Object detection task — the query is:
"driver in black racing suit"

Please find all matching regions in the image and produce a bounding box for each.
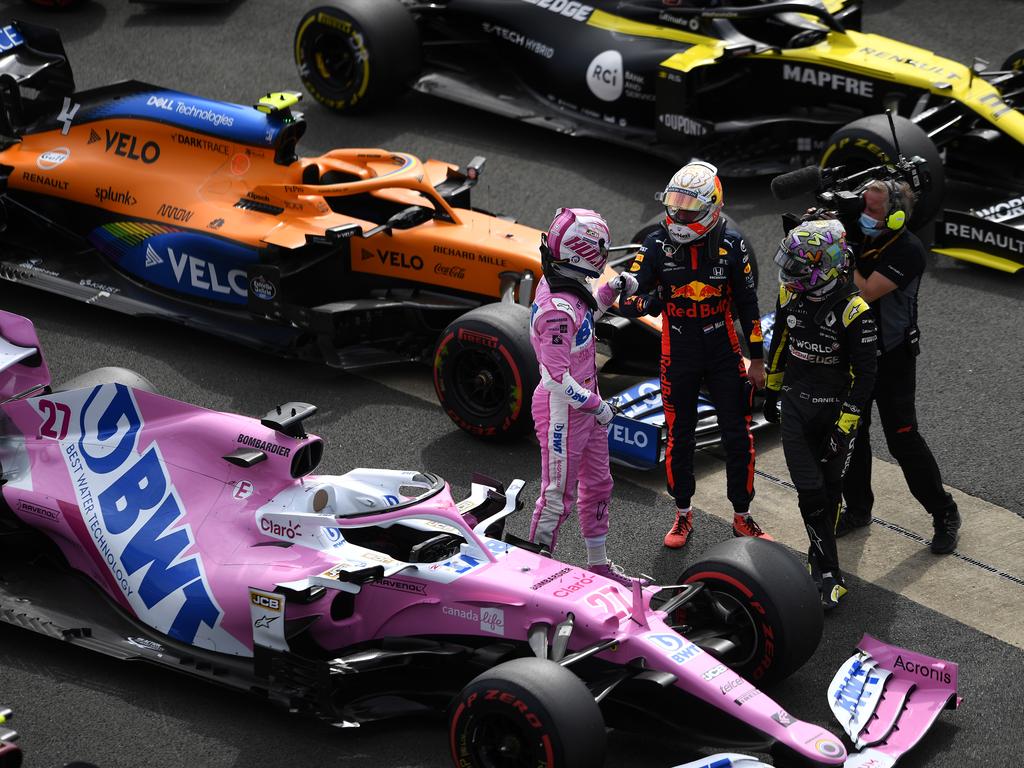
[763,219,877,610]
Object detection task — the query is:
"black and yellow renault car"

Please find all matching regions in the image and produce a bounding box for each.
[294,0,1024,271]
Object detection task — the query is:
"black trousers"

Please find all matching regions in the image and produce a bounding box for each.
[662,339,755,514]
[781,391,844,574]
[843,345,956,519]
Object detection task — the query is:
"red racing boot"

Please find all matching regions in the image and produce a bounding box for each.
[733,513,773,540]
[664,508,693,549]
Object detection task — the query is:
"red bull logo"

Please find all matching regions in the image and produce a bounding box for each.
[671,280,723,300]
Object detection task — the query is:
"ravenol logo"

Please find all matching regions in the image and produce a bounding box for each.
[61,384,222,646]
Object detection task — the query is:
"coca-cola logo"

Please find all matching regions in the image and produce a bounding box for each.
[435,263,466,280]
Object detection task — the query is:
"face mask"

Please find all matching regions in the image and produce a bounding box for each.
[859,212,884,238]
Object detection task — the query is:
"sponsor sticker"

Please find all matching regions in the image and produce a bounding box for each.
[37,147,71,170]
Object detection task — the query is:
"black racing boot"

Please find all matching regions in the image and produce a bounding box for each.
[834,506,872,538]
[930,504,961,554]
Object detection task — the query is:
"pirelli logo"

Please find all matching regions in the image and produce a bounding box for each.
[250,590,283,612]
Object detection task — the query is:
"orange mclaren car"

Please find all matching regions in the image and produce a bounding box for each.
[0,21,660,437]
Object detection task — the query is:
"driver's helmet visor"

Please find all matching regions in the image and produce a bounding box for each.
[664,188,711,224]
[774,246,813,281]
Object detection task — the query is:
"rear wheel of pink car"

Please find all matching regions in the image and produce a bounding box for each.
[434,304,538,440]
[449,657,606,768]
[674,537,823,687]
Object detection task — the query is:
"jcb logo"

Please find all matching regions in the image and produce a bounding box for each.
[250,591,282,612]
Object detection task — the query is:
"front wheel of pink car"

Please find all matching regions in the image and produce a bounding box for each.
[674,537,823,687]
[448,657,606,768]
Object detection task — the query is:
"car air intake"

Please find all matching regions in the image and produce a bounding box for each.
[290,438,323,478]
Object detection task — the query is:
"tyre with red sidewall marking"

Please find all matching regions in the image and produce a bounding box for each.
[294,0,420,113]
[448,657,606,768]
[676,537,822,687]
[434,303,538,440]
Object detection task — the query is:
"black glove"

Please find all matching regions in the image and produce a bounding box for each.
[821,407,860,480]
[763,390,780,424]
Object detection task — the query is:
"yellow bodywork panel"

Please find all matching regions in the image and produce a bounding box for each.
[756,30,1024,142]
[933,248,1024,274]
[588,5,1023,143]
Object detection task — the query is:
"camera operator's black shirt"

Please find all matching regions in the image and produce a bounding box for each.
[850,228,925,353]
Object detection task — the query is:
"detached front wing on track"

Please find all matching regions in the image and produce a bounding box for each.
[933,200,1024,274]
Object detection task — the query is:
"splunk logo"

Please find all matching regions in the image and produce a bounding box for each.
[61,384,221,645]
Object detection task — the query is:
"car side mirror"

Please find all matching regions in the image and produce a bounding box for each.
[386,205,434,230]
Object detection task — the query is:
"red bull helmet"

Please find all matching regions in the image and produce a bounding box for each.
[774,219,849,294]
[543,208,611,282]
[657,160,723,244]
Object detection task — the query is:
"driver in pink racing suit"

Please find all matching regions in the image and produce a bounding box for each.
[528,208,639,587]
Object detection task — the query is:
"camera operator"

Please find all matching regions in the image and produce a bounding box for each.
[837,179,962,554]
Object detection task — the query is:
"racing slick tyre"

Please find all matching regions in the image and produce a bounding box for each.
[448,657,606,768]
[675,537,823,687]
[434,303,538,440]
[0,743,21,768]
[821,113,946,228]
[53,367,158,395]
[294,0,421,113]
[1003,47,1024,72]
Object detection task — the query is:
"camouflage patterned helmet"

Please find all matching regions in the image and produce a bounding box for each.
[774,219,849,294]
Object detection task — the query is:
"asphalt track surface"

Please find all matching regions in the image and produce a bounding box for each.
[0,1,1021,767]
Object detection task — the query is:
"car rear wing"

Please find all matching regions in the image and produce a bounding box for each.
[0,310,51,403]
[0,20,74,137]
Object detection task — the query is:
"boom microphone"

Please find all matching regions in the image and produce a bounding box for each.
[771,165,822,200]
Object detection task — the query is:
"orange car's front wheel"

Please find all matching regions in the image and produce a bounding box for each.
[433,303,538,441]
[294,0,421,113]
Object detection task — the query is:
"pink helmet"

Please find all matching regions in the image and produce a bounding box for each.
[543,208,611,281]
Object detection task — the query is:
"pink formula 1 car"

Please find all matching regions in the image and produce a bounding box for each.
[0,310,840,768]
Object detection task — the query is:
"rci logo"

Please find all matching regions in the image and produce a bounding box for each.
[587,50,623,101]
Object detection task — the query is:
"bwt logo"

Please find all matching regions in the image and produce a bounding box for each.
[563,385,588,405]
[70,384,221,645]
[551,422,565,455]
